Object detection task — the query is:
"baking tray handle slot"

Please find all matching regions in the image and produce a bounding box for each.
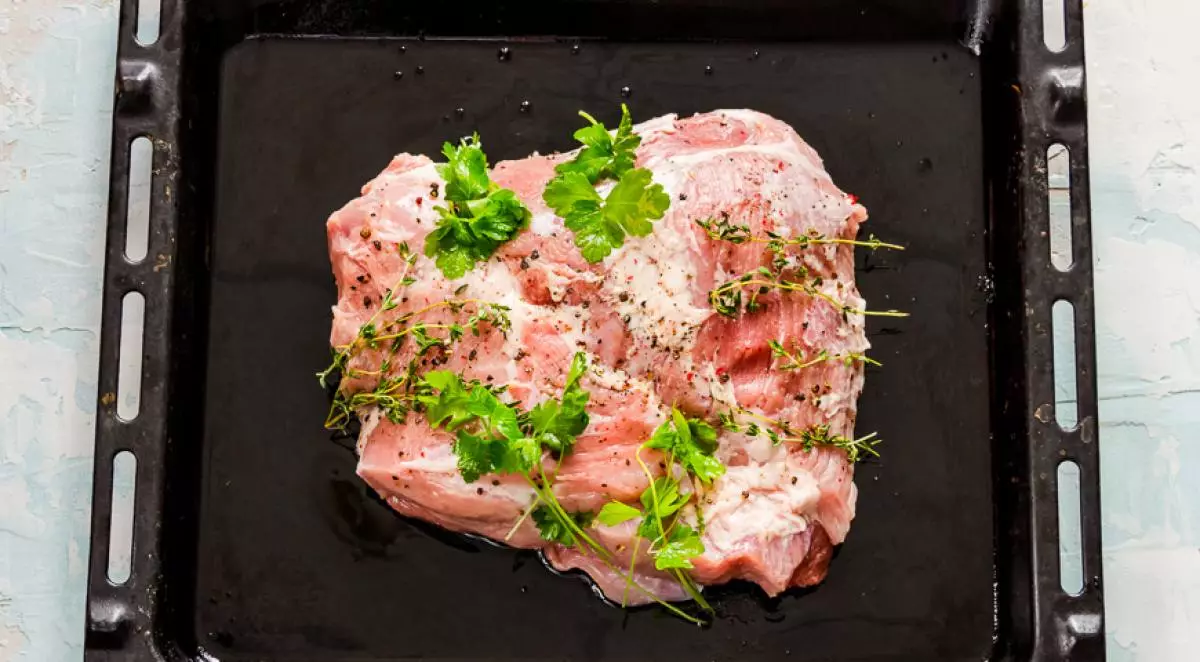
[85,0,184,656]
[1016,0,1105,658]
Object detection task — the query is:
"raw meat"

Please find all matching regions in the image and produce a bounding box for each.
[325,110,869,604]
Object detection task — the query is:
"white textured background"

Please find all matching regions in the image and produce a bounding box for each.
[0,1,1196,660]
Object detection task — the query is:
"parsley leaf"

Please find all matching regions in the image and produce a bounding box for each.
[438,134,492,203]
[644,408,726,484]
[451,430,504,484]
[597,501,642,527]
[418,370,477,430]
[524,352,591,454]
[636,476,690,539]
[604,168,670,237]
[618,409,723,577]
[425,354,593,484]
[465,383,522,440]
[543,106,670,263]
[619,474,707,571]
[542,171,602,218]
[418,371,527,482]
[544,168,670,263]
[425,135,531,278]
[532,506,595,545]
[499,436,542,476]
[653,523,705,570]
[555,104,641,183]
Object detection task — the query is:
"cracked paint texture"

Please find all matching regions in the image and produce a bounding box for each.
[0,1,1196,661]
[1,1,117,661]
[1085,2,1200,660]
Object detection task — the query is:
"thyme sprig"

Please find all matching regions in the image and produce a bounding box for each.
[717,409,881,463]
[696,216,905,251]
[316,245,513,430]
[325,362,422,429]
[709,266,908,319]
[319,300,511,431]
[317,245,419,390]
[698,216,908,319]
[766,339,881,371]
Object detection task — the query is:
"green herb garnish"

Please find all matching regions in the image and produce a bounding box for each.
[597,407,725,609]
[766,339,880,371]
[554,104,641,184]
[544,168,670,263]
[709,265,909,320]
[418,370,531,482]
[532,506,596,546]
[524,352,591,455]
[318,296,512,431]
[718,409,881,463]
[317,243,514,431]
[644,408,725,485]
[425,356,707,625]
[425,134,531,278]
[543,106,670,263]
[596,500,642,526]
[652,523,706,571]
[696,216,905,251]
[697,215,907,319]
[419,352,592,482]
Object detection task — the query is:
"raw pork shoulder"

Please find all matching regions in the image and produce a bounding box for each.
[326,110,868,603]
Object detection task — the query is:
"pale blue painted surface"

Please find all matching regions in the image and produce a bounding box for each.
[0,2,1196,660]
[1,1,118,660]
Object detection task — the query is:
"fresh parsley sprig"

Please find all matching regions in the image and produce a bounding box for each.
[544,168,670,263]
[425,134,531,278]
[531,508,596,547]
[597,408,725,612]
[543,106,670,263]
[421,352,592,482]
[555,104,641,184]
[424,356,706,624]
[523,352,591,455]
[415,356,597,537]
[644,408,725,485]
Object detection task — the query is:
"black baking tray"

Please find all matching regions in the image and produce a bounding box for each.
[85,1,1104,660]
